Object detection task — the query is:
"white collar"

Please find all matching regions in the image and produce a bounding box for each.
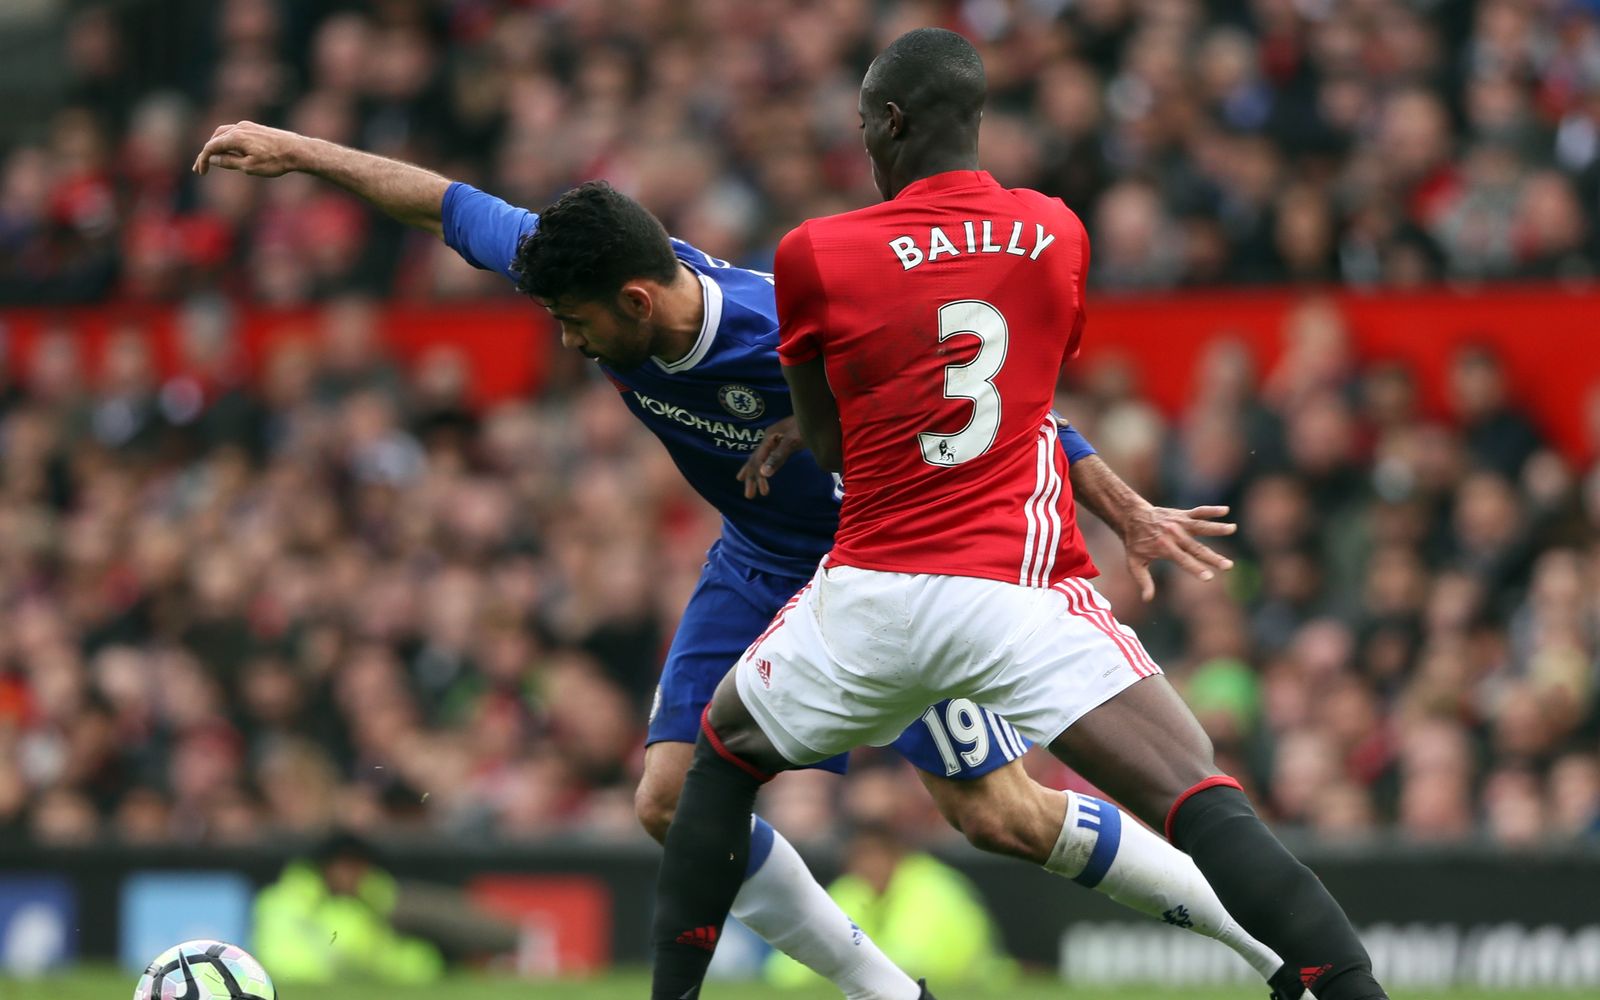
[652,271,723,373]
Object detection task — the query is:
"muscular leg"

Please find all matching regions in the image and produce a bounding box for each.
[654,675,925,1000]
[917,763,1061,861]
[919,763,1293,988]
[1046,674,1218,827]
[638,741,918,1000]
[1049,675,1386,1000]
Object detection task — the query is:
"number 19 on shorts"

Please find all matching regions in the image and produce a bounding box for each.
[921,698,1028,776]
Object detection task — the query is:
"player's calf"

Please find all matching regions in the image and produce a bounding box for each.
[1051,678,1387,999]
[924,766,1294,991]
[921,767,1063,863]
[651,726,770,999]
[652,680,804,1000]
[1169,780,1386,1000]
[647,716,921,999]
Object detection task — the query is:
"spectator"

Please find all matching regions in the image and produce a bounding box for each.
[1450,345,1545,479]
[253,830,445,984]
[29,786,100,845]
[1548,753,1600,837]
[764,822,1015,991]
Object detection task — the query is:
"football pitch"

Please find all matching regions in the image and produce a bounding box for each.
[6,969,1586,1000]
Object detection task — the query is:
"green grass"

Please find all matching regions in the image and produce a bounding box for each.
[6,969,1591,1000]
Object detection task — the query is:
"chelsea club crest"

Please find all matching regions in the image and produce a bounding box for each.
[717,384,765,420]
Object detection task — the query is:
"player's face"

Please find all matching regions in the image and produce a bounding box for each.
[543,297,654,370]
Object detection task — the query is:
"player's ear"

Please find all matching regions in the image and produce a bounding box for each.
[617,282,653,320]
[886,101,906,139]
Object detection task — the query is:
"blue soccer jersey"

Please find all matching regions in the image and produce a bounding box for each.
[441,182,1093,777]
[443,182,838,576]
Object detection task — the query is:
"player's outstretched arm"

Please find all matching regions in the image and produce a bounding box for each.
[1067,451,1236,601]
[193,122,449,237]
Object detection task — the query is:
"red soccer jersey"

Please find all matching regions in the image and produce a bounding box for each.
[776,170,1097,587]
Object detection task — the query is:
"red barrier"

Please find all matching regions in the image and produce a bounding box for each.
[0,300,553,410]
[1074,283,1600,461]
[466,874,611,976]
[2,283,1596,459]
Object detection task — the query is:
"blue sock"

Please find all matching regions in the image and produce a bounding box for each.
[1070,794,1123,888]
[744,815,777,879]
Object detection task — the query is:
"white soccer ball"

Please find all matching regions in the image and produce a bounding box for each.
[133,940,276,1000]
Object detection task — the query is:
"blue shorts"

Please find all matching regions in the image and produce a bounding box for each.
[647,541,1031,779]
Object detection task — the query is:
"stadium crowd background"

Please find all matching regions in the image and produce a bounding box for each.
[0,0,1597,852]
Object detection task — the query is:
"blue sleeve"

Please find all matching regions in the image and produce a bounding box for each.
[441,182,538,282]
[1059,423,1097,464]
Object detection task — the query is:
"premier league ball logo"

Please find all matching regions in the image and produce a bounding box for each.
[718,384,765,420]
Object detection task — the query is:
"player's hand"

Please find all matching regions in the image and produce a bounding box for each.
[1121,504,1236,601]
[737,416,804,499]
[192,121,306,177]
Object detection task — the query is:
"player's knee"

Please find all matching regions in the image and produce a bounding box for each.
[634,779,679,844]
[1143,753,1239,837]
[1164,737,1222,801]
[1129,728,1221,819]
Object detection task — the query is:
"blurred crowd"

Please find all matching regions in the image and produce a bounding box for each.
[0,296,1597,850]
[1051,308,1600,848]
[3,0,1600,304]
[0,301,729,846]
[0,0,1597,851]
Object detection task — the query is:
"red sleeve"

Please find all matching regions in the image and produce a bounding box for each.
[1065,211,1091,361]
[774,223,827,366]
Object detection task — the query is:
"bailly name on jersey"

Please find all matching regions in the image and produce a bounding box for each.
[632,390,767,452]
[888,220,1056,270]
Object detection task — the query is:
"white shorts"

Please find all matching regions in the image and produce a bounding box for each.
[734,564,1163,766]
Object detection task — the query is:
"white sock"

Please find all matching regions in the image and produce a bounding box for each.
[732,818,920,1000]
[1045,790,1287,984]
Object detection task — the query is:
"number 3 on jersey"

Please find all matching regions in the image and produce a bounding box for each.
[918,300,1008,467]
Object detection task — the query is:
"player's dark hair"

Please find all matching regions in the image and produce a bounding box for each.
[512,181,679,304]
[864,27,986,126]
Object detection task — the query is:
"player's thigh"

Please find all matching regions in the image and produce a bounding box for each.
[653,553,849,776]
[968,577,1164,753]
[735,566,932,766]
[646,546,804,748]
[917,757,1066,864]
[968,578,1217,830]
[1046,672,1218,832]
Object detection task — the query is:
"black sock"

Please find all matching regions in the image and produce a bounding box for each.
[1269,961,1311,999]
[650,730,765,1000]
[1169,784,1387,1000]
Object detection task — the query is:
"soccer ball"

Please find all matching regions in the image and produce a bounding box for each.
[133,940,275,1000]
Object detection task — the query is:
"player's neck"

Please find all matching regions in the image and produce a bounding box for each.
[887,148,980,198]
[650,263,708,364]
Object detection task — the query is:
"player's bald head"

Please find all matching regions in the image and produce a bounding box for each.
[862,27,986,127]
